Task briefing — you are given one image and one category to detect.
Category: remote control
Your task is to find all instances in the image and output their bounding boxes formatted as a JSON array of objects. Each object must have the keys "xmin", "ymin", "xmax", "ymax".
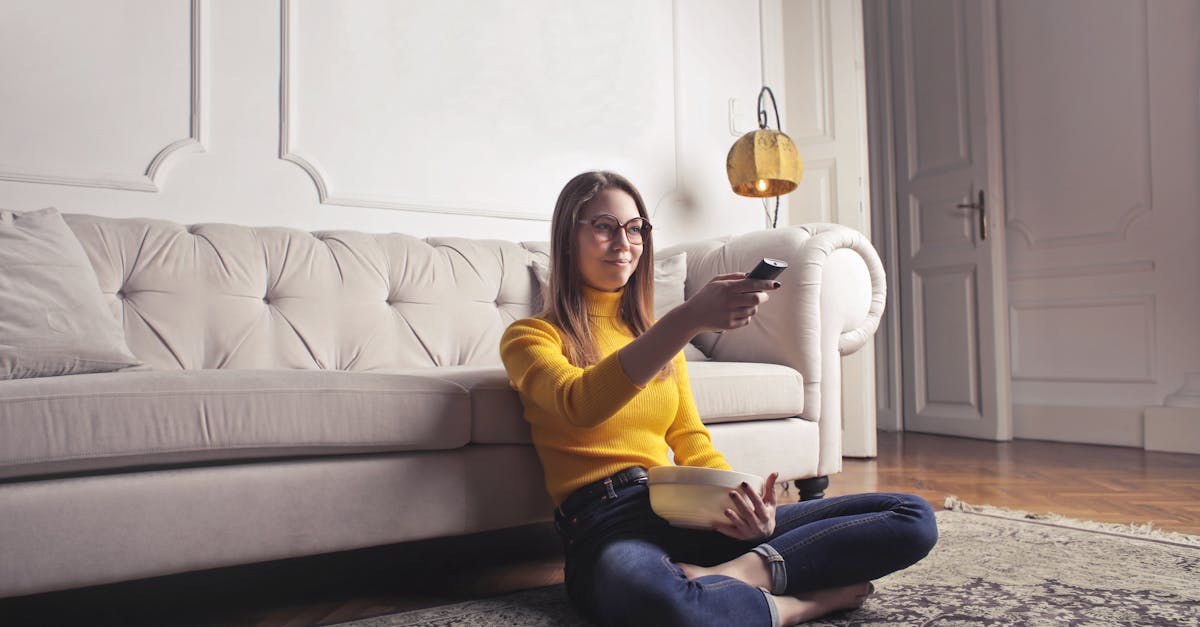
[{"xmin": 746, "ymin": 258, "xmax": 788, "ymax": 281}]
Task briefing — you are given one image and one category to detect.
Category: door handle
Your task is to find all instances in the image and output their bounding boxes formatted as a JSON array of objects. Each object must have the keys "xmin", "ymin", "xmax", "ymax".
[{"xmin": 956, "ymin": 190, "xmax": 987, "ymax": 240}]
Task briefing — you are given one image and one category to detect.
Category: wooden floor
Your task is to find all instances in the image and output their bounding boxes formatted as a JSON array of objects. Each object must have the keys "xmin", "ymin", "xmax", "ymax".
[{"xmin": 3, "ymin": 432, "xmax": 1198, "ymax": 626}]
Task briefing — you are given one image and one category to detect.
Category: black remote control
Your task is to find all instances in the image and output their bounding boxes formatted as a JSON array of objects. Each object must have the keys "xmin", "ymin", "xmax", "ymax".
[{"xmin": 746, "ymin": 258, "xmax": 788, "ymax": 281}]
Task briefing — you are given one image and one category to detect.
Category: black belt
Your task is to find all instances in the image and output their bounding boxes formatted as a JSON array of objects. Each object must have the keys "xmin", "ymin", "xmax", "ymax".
[{"xmin": 557, "ymin": 466, "xmax": 648, "ymax": 519}]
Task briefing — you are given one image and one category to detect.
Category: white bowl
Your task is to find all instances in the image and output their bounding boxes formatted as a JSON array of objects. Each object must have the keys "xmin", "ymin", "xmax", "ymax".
[{"xmin": 648, "ymin": 466, "xmax": 765, "ymax": 530}]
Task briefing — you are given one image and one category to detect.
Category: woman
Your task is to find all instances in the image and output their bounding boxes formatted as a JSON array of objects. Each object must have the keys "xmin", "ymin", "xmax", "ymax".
[{"xmin": 500, "ymin": 171, "xmax": 937, "ymax": 626}]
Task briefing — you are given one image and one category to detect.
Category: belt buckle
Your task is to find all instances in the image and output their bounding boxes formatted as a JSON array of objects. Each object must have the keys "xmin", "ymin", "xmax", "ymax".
[{"xmin": 601, "ymin": 476, "xmax": 617, "ymax": 500}]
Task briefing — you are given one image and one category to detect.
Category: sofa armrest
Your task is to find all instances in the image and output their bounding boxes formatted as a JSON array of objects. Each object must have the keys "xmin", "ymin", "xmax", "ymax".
[{"xmin": 659, "ymin": 224, "xmax": 886, "ymax": 476}]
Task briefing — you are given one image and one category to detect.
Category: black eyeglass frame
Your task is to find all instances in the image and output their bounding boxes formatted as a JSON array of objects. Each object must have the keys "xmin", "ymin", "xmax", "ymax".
[{"xmin": 576, "ymin": 214, "xmax": 653, "ymax": 244}]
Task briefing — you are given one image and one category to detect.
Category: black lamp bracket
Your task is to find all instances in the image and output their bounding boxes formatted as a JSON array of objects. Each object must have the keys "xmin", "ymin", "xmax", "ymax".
[
  {"xmin": 754, "ymin": 85, "xmax": 785, "ymax": 229},
  {"xmin": 757, "ymin": 86, "xmax": 782, "ymax": 131}
]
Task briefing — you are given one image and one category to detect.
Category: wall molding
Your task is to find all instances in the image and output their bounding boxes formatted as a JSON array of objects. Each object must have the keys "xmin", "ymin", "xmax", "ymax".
[
  {"xmin": 1007, "ymin": 200, "xmax": 1152, "ymax": 250},
  {"xmin": 1008, "ymin": 259, "xmax": 1155, "ymax": 282},
  {"xmin": 1144, "ymin": 406, "xmax": 1200, "ymax": 454},
  {"xmin": 1015, "ymin": 404, "xmax": 1200, "ymax": 453},
  {"xmin": 1146, "ymin": 375, "xmax": 1200, "ymax": 454},
  {"xmin": 1010, "ymin": 294, "xmax": 1156, "ymax": 383},
  {"xmin": 1005, "ymin": 0, "xmax": 1153, "ymax": 250},
  {"xmin": 281, "ymin": 0, "xmax": 680, "ymax": 223},
  {"xmin": 0, "ymin": 0, "xmax": 205, "ymax": 193},
  {"xmin": 1014, "ymin": 404, "xmax": 1144, "ymax": 447}
]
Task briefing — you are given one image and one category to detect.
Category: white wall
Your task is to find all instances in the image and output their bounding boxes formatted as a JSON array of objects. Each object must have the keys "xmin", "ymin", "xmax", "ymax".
[
  {"xmin": 999, "ymin": 0, "xmax": 1200, "ymax": 449},
  {"xmin": 0, "ymin": 0, "xmax": 770, "ymax": 249}
]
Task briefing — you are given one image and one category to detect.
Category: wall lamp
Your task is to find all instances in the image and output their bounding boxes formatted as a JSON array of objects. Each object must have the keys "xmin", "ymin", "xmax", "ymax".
[{"xmin": 725, "ymin": 86, "xmax": 803, "ymax": 228}]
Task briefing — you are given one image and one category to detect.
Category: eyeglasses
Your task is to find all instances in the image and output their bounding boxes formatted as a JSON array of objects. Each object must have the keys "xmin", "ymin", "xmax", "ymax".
[{"xmin": 577, "ymin": 214, "xmax": 652, "ymax": 244}]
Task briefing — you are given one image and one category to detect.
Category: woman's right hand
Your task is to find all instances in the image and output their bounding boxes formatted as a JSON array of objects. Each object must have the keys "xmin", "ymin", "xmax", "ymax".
[
  {"xmin": 616, "ymin": 272, "xmax": 781, "ymax": 385},
  {"xmin": 679, "ymin": 273, "xmax": 781, "ymax": 334}
]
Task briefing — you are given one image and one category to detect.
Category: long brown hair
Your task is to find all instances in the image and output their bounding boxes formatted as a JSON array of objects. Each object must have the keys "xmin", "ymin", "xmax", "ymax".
[{"xmin": 542, "ymin": 171, "xmax": 672, "ymax": 380}]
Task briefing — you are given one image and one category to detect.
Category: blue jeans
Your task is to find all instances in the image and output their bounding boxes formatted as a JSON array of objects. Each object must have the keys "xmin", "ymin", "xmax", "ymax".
[{"xmin": 553, "ymin": 474, "xmax": 937, "ymax": 627}]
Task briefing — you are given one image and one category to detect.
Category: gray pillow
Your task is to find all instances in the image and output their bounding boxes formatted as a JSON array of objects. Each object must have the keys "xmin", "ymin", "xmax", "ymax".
[
  {"xmin": 0, "ymin": 208, "xmax": 142, "ymax": 379},
  {"xmin": 531, "ymin": 252, "xmax": 707, "ymax": 361}
]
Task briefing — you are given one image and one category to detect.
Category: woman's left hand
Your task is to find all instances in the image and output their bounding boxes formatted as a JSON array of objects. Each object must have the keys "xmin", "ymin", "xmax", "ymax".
[{"xmin": 714, "ymin": 472, "xmax": 779, "ymax": 541}]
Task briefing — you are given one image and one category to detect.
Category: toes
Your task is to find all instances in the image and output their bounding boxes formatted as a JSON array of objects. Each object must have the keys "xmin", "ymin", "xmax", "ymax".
[{"xmin": 852, "ymin": 582, "xmax": 875, "ymax": 603}]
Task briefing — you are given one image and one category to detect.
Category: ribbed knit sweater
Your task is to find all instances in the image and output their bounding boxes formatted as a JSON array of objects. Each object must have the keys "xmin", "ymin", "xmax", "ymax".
[{"xmin": 499, "ymin": 284, "xmax": 730, "ymax": 506}]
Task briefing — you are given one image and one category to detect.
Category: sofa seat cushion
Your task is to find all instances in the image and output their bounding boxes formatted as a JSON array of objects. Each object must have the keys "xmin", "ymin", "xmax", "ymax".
[
  {"xmin": 0, "ymin": 369, "xmax": 471, "ymax": 481},
  {"xmin": 687, "ymin": 361, "xmax": 806, "ymax": 424},
  {"xmin": 407, "ymin": 362, "xmax": 805, "ymax": 446}
]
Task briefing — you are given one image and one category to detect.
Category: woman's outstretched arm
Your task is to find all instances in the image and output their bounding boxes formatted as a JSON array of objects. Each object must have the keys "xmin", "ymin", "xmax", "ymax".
[
  {"xmin": 501, "ymin": 274, "xmax": 780, "ymax": 428},
  {"xmin": 618, "ymin": 274, "xmax": 781, "ymax": 385}
]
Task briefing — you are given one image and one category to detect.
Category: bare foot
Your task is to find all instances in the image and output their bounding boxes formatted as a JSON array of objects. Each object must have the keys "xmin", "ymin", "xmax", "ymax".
[
  {"xmin": 773, "ymin": 582, "xmax": 874, "ymax": 624},
  {"xmin": 676, "ymin": 552, "xmax": 771, "ymax": 590}
]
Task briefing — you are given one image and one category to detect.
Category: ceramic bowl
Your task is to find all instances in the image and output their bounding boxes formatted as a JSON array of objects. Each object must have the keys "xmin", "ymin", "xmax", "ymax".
[{"xmin": 647, "ymin": 466, "xmax": 764, "ymax": 530}]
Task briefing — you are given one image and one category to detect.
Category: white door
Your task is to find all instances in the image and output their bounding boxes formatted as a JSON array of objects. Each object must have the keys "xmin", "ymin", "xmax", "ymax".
[{"xmin": 888, "ymin": 0, "xmax": 1011, "ymax": 439}]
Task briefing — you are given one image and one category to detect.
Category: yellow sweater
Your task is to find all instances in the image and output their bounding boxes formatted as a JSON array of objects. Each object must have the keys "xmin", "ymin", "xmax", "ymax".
[{"xmin": 499, "ymin": 285, "xmax": 730, "ymax": 505}]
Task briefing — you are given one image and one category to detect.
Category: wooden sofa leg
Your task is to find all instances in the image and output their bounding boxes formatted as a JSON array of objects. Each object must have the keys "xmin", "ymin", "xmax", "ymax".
[{"xmin": 795, "ymin": 476, "xmax": 829, "ymax": 501}]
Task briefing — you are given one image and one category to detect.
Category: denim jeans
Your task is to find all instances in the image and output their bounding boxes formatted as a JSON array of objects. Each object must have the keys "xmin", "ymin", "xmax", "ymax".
[{"xmin": 553, "ymin": 475, "xmax": 937, "ymax": 627}]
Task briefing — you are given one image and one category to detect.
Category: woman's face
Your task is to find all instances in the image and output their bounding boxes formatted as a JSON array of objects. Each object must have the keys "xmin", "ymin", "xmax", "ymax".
[{"xmin": 574, "ymin": 189, "xmax": 644, "ymax": 292}]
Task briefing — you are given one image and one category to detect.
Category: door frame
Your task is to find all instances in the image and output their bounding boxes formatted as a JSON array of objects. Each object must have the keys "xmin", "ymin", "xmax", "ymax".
[{"xmin": 863, "ymin": 0, "xmax": 1012, "ymax": 437}]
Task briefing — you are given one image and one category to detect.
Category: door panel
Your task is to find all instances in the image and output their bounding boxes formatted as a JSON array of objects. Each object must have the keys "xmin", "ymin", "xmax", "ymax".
[
  {"xmin": 915, "ymin": 266, "xmax": 979, "ymax": 412},
  {"xmin": 905, "ymin": 0, "xmax": 971, "ymax": 179}
]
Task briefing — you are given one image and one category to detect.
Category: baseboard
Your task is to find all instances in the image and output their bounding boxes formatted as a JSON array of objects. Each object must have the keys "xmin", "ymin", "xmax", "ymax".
[
  {"xmin": 1011, "ymin": 404, "xmax": 1200, "ymax": 454},
  {"xmin": 1144, "ymin": 406, "xmax": 1200, "ymax": 454},
  {"xmin": 1012, "ymin": 405, "xmax": 1143, "ymax": 447}
]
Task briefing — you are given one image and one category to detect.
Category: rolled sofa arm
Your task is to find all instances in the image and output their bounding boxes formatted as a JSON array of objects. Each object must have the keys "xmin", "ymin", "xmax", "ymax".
[{"xmin": 659, "ymin": 224, "xmax": 886, "ymax": 476}]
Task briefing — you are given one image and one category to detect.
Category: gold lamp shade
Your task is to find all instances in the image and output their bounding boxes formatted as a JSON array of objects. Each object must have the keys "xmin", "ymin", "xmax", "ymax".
[{"xmin": 726, "ymin": 128, "xmax": 803, "ymax": 198}]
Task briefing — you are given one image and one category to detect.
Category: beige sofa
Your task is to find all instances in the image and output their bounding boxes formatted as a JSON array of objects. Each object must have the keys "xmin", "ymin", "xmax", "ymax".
[{"xmin": 0, "ymin": 211, "xmax": 884, "ymax": 598}]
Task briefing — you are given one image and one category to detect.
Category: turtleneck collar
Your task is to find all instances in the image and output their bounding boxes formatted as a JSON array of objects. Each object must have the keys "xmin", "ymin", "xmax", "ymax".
[{"xmin": 583, "ymin": 284, "xmax": 624, "ymax": 317}]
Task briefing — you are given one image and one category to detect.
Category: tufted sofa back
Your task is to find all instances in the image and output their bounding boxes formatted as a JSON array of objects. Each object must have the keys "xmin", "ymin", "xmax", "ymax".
[{"xmin": 64, "ymin": 214, "xmax": 549, "ymax": 371}]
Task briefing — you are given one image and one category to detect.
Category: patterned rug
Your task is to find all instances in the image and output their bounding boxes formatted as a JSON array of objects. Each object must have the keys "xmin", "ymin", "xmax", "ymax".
[{"xmin": 332, "ymin": 499, "xmax": 1200, "ymax": 626}]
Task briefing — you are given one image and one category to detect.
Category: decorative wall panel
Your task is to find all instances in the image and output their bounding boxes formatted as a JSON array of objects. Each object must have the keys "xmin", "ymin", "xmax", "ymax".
[
  {"xmin": 281, "ymin": 0, "xmax": 676, "ymax": 220},
  {"xmin": 0, "ymin": 0, "xmax": 203, "ymax": 192},
  {"xmin": 1010, "ymin": 296, "xmax": 1156, "ymax": 383},
  {"xmin": 1001, "ymin": 0, "xmax": 1151, "ymax": 248}
]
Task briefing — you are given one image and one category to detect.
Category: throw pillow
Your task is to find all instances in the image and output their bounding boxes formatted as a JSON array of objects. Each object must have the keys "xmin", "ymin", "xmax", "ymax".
[
  {"xmin": 530, "ymin": 252, "xmax": 707, "ymax": 361},
  {"xmin": 0, "ymin": 207, "xmax": 142, "ymax": 379}
]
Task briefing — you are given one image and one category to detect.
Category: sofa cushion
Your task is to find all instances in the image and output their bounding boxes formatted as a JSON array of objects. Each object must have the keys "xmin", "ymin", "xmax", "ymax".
[
  {"xmin": 0, "ymin": 208, "xmax": 141, "ymax": 379},
  {"xmin": 687, "ymin": 361, "xmax": 806, "ymax": 424},
  {"xmin": 390, "ymin": 365, "xmax": 529, "ymax": 445},
  {"xmin": 63, "ymin": 213, "xmax": 547, "ymax": 371},
  {"xmin": 0, "ymin": 369, "xmax": 471, "ymax": 480},
  {"xmin": 429, "ymin": 361, "xmax": 805, "ymax": 446}
]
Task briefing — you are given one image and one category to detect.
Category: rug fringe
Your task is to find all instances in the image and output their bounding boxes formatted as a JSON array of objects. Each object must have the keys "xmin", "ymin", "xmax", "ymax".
[{"xmin": 943, "ymin": 495, "xmax": 1200, "ymax": 547}]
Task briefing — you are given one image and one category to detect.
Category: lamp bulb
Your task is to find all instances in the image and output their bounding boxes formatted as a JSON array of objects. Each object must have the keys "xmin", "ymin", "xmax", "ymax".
[{"xmin": 756, "ymin": 179, "xmax": 768, "ymax": 192}]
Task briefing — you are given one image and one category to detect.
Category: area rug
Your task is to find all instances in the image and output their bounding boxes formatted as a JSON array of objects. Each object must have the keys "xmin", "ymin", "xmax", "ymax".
[{"xmin": 333, "ymin": 498, "xmax": 1200, "ymax": 626}]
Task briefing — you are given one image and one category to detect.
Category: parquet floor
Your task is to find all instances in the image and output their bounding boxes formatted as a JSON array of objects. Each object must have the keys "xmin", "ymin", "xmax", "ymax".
[
  {"xmin": 2, "ymin": 432, "xmax": 1197, "ymax": 627},
  {"xmin": 827, "ymin": 432, "xmax": 1200, "ymax": 533}
]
